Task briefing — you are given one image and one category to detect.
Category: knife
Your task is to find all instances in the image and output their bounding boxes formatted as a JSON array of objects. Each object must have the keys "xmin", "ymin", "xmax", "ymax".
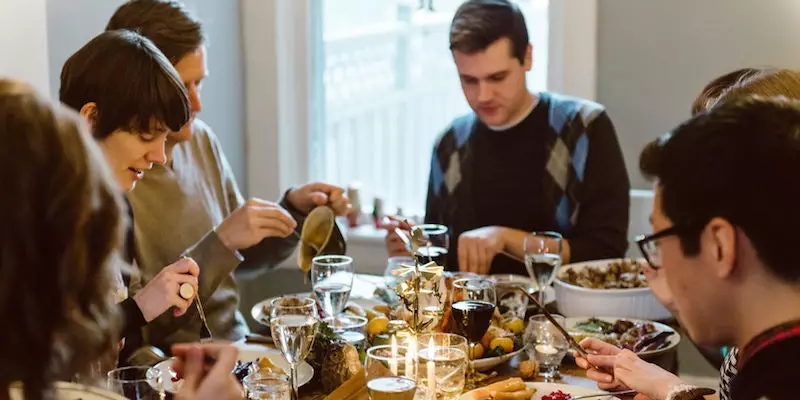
[
  {"xmin": 179, "ymin": 282, "xmax": 214, "ymax": 338},
  {"xmin": 514, "ymin": 286, "xmax": 588, "ymax": 358}
]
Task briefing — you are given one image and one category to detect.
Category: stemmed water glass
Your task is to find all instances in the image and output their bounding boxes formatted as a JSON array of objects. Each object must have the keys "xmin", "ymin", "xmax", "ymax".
[
  {"xmin": 413, "ymin": 224, "xmax": 449, "ymax": 267},
  {"xmin": 523, "ymin": 231, "xmax": 563, "ymax": 305},
  {"xmin": 449, "ymin": 278, "xmax": 496, "ymax": 388},
  {"xmin": 311, "ymin": 255, "xmax": 354, "ymax": 326},
  {"xmin": 270, "ymin": 297, "xmax": 319, "ymax": 400}
]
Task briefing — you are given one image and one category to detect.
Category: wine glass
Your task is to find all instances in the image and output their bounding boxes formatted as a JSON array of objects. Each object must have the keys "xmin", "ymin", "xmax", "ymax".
[
  {"xmin": 413, "ymin": 224, "xmax": 449, "ymax": 267},
  {"xmin": 364, "ymin": 345, "xmax": 417, "ymax": 400},
  {"xmin": 449, "ymin": 278, "xmax": 496, "ymax": 388},
  {"xmin": 523, "ymin": 232, "xmax": 563, "ymax": 305},
  {"xmin": 383, "ymin": 255, "xmax": 415, "ymax": 290},
  {"xmin": 311, "ymin": 255, "xmax": 354, "ymax": 326},
  {"xmin": 107, "ymin": 366, "xmax": 164, "ymax": 400},
  {"xmin": 524, "ymin": 314, "xmax": 569, "ymax": 381},
  {"xmin": 270, "ymin": 297, "xmax": 319, "ymax": 400}
]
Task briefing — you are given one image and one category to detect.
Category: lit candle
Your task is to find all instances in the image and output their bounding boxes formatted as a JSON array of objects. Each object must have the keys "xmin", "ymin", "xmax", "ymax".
[
  {"xmin": 427, "ymin": 337, "xmax": 436, "ymax": 400},
  {"xmin": 405, "ymin": 336, "xmax": 416, "ymax": 380},
  {"xmin": 390, "ymin": 335, "xmax": 399, "ymax": 376}
]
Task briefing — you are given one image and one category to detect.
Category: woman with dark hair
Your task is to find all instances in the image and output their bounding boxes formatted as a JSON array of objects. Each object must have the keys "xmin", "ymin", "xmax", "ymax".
[
  {"xmin": 0, "ymin": 78, "xmax": 242, "ymax": 400},
  {"xmin": 58, "ymin": 29, "xmax": 202, "ymax": 365}
]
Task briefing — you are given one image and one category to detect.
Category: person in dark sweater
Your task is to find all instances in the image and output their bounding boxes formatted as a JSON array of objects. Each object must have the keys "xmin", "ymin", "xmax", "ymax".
[
  {"xmin": 59, "ymin": 30, "xmax": 202, "ymax": 364},
  {"xmin": 386, "ymin": 0, "xmax": 630, "ymax": 274},
  {"xmin": 577, "ymin": 97, "xmax": 800, "ymax": 400}
]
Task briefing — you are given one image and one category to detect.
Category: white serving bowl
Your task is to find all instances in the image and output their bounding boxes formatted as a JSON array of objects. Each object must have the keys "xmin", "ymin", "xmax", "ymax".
[{"xmin": 553, "ymin": 258, "xmax": 673, "ymax": 321}]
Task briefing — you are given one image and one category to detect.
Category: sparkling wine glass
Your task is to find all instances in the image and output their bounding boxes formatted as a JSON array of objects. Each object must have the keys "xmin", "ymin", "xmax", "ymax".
[
  {"xmin": 364, "ymin": 345, "xmax": 417, "ymax": 400},
  {"xmin": 523, "ymin": 231, "xmax": 563, "ymax": 305},
  {"xmin": 270, "ymin": 297, "xmax": 319, "ymax": 400},
  {"xmin": 311, "ymin": 255, "xmax": 354, "ymax": 326},
  {"xmin": 449, "ymin": 278, "xmax": 496, "ymax": 388}
]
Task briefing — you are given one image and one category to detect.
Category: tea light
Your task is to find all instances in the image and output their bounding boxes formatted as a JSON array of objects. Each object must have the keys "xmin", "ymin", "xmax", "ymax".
[{"xmin": 535, "ymin": 344, "xmax": 559, "ymax": 355}]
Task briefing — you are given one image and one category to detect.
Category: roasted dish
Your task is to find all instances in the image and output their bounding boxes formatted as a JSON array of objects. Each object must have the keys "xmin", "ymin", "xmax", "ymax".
[
  {"xmin": 561, "ymin": 259, "xmax": 648, "ymax": 289},
  {"xmin": 569, "ymin": 317, "xmax": 673, "ymax": 353}
]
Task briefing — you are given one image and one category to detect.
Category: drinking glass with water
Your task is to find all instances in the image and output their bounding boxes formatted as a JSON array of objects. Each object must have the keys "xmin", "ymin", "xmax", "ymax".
[
  {"xmin": 523, "ymin": 232, "xmax": 563, "ymax": 305},
  {"xmin": 311, "ymin": 255, "xmax": 354, "ymax": 325},
  {"xmin": 270, "ymin": 297, "xmax": 319, "ymax": 400}
]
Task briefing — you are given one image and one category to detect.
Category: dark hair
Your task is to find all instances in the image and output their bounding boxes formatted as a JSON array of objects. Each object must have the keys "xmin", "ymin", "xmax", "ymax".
[
  {"xmin": 59, "ymin": 30, "xmax": 190, "ymax": 140},
  {"xmin": 640, "ymin": 96, "xmax": 800, "ymax": 282},
  {"xmin": 449, "ymin": 0, "xmax": 529, "ymax": 63},
  {"xmin": 106, "ymin": 0, "xmax": 205, "ymax": 63},
  {"xmin": 0, "ymin": 79, "xmax": 123, "ymax": 399},
  {"xmin": 691, "ymin": 68, "xmax": 762, "ymax": 116}
]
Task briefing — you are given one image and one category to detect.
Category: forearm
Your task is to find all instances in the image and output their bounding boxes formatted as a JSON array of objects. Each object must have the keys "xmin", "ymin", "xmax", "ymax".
[
  {"xmin": 499, "ymin": 227, "xmax": 572, "ymax": 264},
  {"xmin": 183, "ymin": 230, "xmax": 243, "ymax": 303},
  {"xmin": 238, "ymin": 193, "xmax": 303, "ymax": 271},
  {"xmin": 119, "ymin": 297, "xmax": 147, "ymax": 337}
]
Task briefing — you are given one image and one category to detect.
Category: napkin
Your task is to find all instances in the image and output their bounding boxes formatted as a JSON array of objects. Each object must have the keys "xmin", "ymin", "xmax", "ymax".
[{"xmin": 324, "ymin": 368, "xmax": 367, "ymax": 400}]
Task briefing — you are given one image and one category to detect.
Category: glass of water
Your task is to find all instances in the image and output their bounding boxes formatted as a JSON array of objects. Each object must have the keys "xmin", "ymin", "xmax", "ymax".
[
  {"xmin": 525, "ymin": 314, "xmax": 568, "ymax": 381},
  {"xmin": 417, "ymin": 333, "xmax": 468, "ymax": 400},
  {"xmin": 311, "ymin": 255, "xmax": 354, "ymax": 325},
  {"xmin": 107, "ymin": 366, "xmax": 164, "ymax": 400},
  {"xmin": 383, "ymin": 255, "xmax": 415, "ymax": 290},
  {"xmin": 270, "ymin": 297, "xmax": 319, "ymax": 400},
  {"xmin": 523, "ymin": 232, "xmax": 563, "ymax": 305},
  {"xmin": 243, "ymin": 373, "xmax": 291, "ymax": 400}
]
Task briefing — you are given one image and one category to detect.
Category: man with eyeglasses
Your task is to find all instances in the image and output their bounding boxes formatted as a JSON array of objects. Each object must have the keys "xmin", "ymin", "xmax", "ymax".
[{"xmin": 574, "ymin": 97, "xmax": 800, "ymax": 400}]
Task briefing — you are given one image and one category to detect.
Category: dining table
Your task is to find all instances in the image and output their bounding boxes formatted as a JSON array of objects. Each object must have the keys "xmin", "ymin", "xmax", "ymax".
[{"xmin": 244, "ymin": 273, "xmax": 714, "ymax": 400}]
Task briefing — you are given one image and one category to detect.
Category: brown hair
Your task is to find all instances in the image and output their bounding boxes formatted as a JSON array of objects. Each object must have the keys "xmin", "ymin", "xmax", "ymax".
[
  {"xmin": 690, "ymin": 68, "xmax": 763, "ymax": 116},
  {"xmin": 709, "ymin": 68, "xmax": 800, "ymax": 109},
  {"xmin": 449, "ymin": 0, "xmax": 529, "ymax": 63},
  {"xmin": 106, "ymin": 0, "xmax": 205, "ymax": 64},
  {"xmin": 0, "ymin": 79, "xmax": 123, "ymax": 399},
  {"xmin": 59, "ymin": 30, "xmax": 190, "ymax": 140}
]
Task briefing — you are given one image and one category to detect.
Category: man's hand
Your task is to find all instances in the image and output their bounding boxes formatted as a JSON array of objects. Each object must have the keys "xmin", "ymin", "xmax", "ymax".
[
  {"xmin": 458, "ymin": 226, "xmax": 505, "ymax": 275},
  {"xmin": 287, "ymin": 182, "xmax": 350, "ymax": 215},
  {"xmin": 133, "ymin": 258, "xmax": 200, "ymax": 322},
  {"xmin": 215, "ymin": 198, "xmax": 297, "ymax": 251},
  {"xmin": 575, "ymin": 338, "xmax": 683, "ymax": 400},
  {"xmin": 379, "ymin": 217, "xmax": 414, "ymax": 257}
]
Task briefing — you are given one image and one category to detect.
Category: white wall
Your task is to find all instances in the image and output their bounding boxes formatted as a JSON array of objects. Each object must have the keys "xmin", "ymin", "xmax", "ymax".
[
  {"xmin": 0, "ymin": 0, "xmax": 51, "ymax": 95},
  {"xmin": 597, "ymin": 0, "xmax": 800, "ymax": 189},
  {"xmin": 42, "ymin": 0, "xmax": 247, "ymax": 190}
]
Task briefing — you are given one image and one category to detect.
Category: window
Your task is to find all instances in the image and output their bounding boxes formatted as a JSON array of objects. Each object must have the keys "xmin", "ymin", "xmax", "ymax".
[{"xmin": 309, "ymin": 0, "xmax": 550, "ymax": 218}]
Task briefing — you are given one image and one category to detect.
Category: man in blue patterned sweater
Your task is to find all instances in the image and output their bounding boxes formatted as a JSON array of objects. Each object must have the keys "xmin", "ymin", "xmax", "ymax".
[{"xmin": 386, "ymin": 0, "xmax": 630, "ymax": 275}]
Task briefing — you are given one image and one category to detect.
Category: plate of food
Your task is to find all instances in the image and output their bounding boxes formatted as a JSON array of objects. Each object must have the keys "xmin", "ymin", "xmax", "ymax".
[
  {"xmin": 149, "ymin": 342, "xmax": 314, "ymax": 394},
  {"xmin": 565, "ymin": 316, "xmax": 680, "ymax": 357},
  {"xmin": 554, "ymin": 258, "xmax": 672, "ymax": 320},
  {"xmin": 460, "ymin": 377, "xmax": 620, "ymax": 400}
]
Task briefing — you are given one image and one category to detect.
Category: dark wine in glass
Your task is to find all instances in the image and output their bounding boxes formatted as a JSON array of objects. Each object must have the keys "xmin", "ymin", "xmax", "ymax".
[
  {"xmin": 449, "ymin": 278, "xmax": 496, "ymax": 389},
  {"xmin": 414, "ymin": 246, "xmax": 448, "ymax": 266},
  {"xmin": 451, "ymin": 300, "xmax": 495, "ymax": 342}
]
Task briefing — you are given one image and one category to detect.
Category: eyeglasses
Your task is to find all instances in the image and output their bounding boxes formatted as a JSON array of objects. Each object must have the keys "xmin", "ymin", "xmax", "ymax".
[{"xmin": 635, "ymin": 225, "xmax": 690, "ymax": 270}]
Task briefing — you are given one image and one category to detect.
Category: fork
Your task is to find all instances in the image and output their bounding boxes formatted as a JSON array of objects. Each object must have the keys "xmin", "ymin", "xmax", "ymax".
[{"xmin": 568, "ymin": 389, "xmax": 637, "ymax": 399}]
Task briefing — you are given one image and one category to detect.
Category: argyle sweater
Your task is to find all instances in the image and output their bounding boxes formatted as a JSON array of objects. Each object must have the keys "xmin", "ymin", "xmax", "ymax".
[{"xmin": 425, "ymin": 92, "xmax": 630, "ymax": 271}]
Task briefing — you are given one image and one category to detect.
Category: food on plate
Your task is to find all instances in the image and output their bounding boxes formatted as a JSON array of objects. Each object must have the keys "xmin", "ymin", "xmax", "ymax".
[
  {"xmin": 489, "ymin": 337, "xmax": 514, "ymax": 354},
  {"xmin": 518, "ymin": 359, "xmax": 539, "ymax": 379},
  {"xmin": 468, "ymin": 378, "xmax": 536, "ymax": 400},
  {"xmin": 367, "ymin": 316, "xmax": 389, "ymax": 335},
  {"xmin": 541, "ymin": 390, "xmax": 570, "ymax": 400},
  {"xmin": 306, "ymin": 322, "xmax": 362, "ymax": 392},
  {"xmin": 471, "ymin": 343, "xmax": 484, "ymax": 359},
  {"xmin": 570, "ymin": 317, "xmax": 673, "ymax": 353},
  {"xmin": 503, "ymin": 318, "xmax": 524, "ymax": 335},
  {"xmin": 232, "ymin": 357, "xmax": 285, "ymax": 383},
  {"xmin": 560, "ymin": 258, "xmax": 648, "ymax": 289}
]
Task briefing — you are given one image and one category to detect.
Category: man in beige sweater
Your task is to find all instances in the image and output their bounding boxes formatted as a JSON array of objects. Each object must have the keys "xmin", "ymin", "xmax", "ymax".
[{"xmin": 106, "ymin": 0, "xmax": 350, "ymax": 351}]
